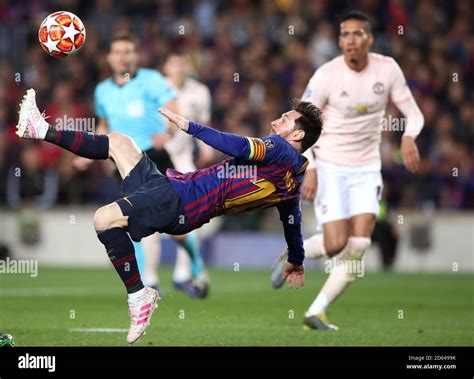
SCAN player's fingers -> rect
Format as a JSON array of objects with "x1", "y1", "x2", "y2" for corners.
[
  {"x1": 297, "y1": 272, "x2": 304, "y2": 288},
  {"x1": 407, "y1": 154, "x2": 418, "y2": 173},
  {"x1": 411, "y1": 152, "x2": 420, "y2": 172},
  {"x1": 403, "y1": 153, "x2": 415, "y2": 173},
  {"x1": 287, "y1": 273, "x2": 294, "y2": 289},
  {"x1": 158, "y1": 108, "x2": 174, "y2": 122}
]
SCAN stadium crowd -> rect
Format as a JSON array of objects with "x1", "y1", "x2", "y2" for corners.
[{"x1": 0, "y1": 0, "x2": 472, "y2": 212}]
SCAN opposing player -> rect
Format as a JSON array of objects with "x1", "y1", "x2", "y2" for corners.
[
  {"x1": 84, "y1": 34, "x2": 208, "y2": 297},
  {"x1": 271, "y1": 11, "x2": 424, "y2": 331},
  {"x1": 162, "y1": 50, "x2": 214, "y2": 294},
  {"x1": 16, "y1": 89, "x2": 323, "y2": 343}
]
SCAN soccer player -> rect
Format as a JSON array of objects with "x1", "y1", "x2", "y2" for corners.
[
  {"x1": 271, "y1": 11, "x2": 424, "y2": 331},
  {"x1": 79, "y1": 34, "x2": 208, "y2": 297},
  {"x1": 162, "y1": 50, "x2": 214, "y2": 293},
  {"x1": 16, "y1": 89, "x2": 323, "y2": 343}
]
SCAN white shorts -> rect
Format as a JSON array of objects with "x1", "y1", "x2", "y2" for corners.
[{"x1": 314, "y1": 159, "x2": 383, "y2": 225}]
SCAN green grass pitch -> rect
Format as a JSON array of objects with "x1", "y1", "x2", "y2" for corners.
[{"x1": 0, "y1": 267, "x2": 472, "y2": 346}]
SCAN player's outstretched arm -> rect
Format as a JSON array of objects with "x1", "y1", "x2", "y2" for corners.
[
  {"x1": 277, "y1": 199, "x2": 305, "y2": 289},
  {"x1": 159, "y1": 107, "x2": 259, "y2": 160}
]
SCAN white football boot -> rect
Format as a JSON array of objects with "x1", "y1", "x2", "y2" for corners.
[
  {"x1": 127, "y1": 287, "x2": 160, "y2": 344},
  {"x1": 16, "y1": 88, "x2": 49, "y2": 139}
]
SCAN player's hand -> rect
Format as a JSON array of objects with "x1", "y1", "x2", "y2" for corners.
[
  {"x1": 401, "y1": 136, "x2": 420, "y2": 173},
  {"x1": 301, "y1": 168, "x2": 317, "y2": 201},
  {"x1": 152, "y1": 133, "x2": 171, "y2": 149},
  {"x1": 72, "y1": 157, "x2": 93, "y2": 171},
  {"x1": 283, "y1": 263, "x2": 304, "y2": 289},
  {"x1": 158, "y1": 108, "x2": 189, "y2": 133}
]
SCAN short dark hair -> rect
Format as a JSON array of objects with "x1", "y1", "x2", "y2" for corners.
[
  {"x1": 292, "y1": 99, "x2": 323, "y2": 153},
  {"x1": 162, "y1": 48, "x2": 187, "y2": 65},
  {"x1": 109, "y1": 34, "x2": 138, "y2": 51},
  {"x1": 340, "y1": 10, "x2": 372, "y2": 34}
]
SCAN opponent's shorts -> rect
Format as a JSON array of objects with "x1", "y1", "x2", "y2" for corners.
[
  {"x1": 116, "y1": 153, "x2": 189, "y2": 241},
  {"x1": 314, "y1": 159, "x2": 383, "y2": 225}
]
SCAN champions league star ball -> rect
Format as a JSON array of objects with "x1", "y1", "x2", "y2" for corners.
[{"x1": 38, "y1": 11, "x2": 86, "y2": 58}]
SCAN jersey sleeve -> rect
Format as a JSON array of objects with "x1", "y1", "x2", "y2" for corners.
[
  {"x1": 277, "y1": 198, "x2": 304, "y2": 266},
  {"x1": 94, "y1": 86, "x2": 106, "y2": 118},
  {"x1": 389, "y1": 58, "x2": 425, "y2": 138},
  {"x1": 187, "y1": 122, "x2": 294, "y2": 165},
  {"x1": 147, "y1": 71, "x2": 176, "y2": 106},
  {"x1": 245, "y1": 135, "x2": 295, "y2": 166},
  {"x1": 389, "y1": 58, "x2": 413, "y2": 104}
]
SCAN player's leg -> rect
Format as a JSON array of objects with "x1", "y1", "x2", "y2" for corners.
[
  {"x1": 93, "y1": 202, "x2": 160, "y2": 344},
  {"x1": 107, "y1": 132, "x2": 143, "y2": 179},
  {"x1": 303, "y1": 220, "x2": 351, "y2": 330},
  {"x1": 141, "y1": 233, "x2": 162, "y2": 289},
  {"x1": 16, "y1": 89, "x2": 143, "y2": 179},
  {"x1": 17, "y1": 89, "x2": 110, "y2": 159},
  {"x1": 306, "y1": 214, "x2": 373, "y2": 318},
  {"x1": 304, "y1": 170, "x2": 381, "y2": 330},
  {"x1": 172, "y1": 232, "x2": 209, "y2": 298},
  {"x1": 146, "y1": 147, "x2": 209, "y2": 298}
]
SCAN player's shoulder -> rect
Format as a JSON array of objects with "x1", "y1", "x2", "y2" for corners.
[
  {"x1": 95, "y1": 77, "x2": 114, "y2": 95},
  {"x1": 317, "y1": 55, "x2": 345, "y2": 73},
  {"x1": 137, "y1": 67, "x2": 166, "y2": 81},
  {"x1": 369, "y1": 52, "x2": 398, "y2": 67},
  {"x1": 261, "y1": 135, "x2": 303, "y2": 161},
  {"x1": 185, "y1": 78, "x2": 210, "y2": 95}
]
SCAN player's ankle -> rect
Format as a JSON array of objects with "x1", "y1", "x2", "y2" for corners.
[{"x1": 127, "y1": 287, "x2": 146, "y2": 303}]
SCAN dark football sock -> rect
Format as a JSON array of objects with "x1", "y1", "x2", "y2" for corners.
[
  {"x1": 97, "y1": 227, "x2": 144, "y2": 294},
  {"x1": 44, "y1": 126, "x2": 109, "y2": 159}
]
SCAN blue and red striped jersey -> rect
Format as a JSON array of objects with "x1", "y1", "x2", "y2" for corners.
[{"x1": 166, "y1": 122, "x2": 309, "y2": 265}]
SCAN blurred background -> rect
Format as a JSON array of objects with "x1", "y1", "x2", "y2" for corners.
[{"x1": 0, "y1": 0, "x2": 473, "y2": 272}]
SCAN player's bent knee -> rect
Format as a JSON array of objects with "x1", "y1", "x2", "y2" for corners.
[
  {"x1": 108, "y1": 132, "x2": 130, "y2": 152},
  {"x1": 346, "y1": 236, "x2": 371, "y2": 260},
  {"x1": 325, "y1": 237, "x2": 349, "y2": 257},
  {"x1": 108, "y1": 132, "x2": 141, "y2": 162},
  {"x1": 94, "y1": 203, "x2": 127, "y2": 231}
]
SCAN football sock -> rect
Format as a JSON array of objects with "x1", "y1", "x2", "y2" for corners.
[
  {"x1": 306, "y1": 262, "x2": 348, "y2": 316},
  {"x1": 178, "y1": 232, "x2": 204, "y2": 278},
  {"x1": 97, "y1": 227, "x2": 144, "y2": 294},
  {"x1": 44, "y1": 126, "x2": 109, "y2": 159},
  {"x1": 306, "y1": 237, "x2": 370, "y2": 317},
  {"x1": 127, "y1": 287, "x2": 146, "y2": 304},
  {"x1": 303, "y1": 234, "x2": 327, "y2": 259},
  {"x1": 141, "y1": 234, "x2": 160, "y2": 288},
  {"x1": 173, "y1": 246, "x2": 192, "y2": 282}
]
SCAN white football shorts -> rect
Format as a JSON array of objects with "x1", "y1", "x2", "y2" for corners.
[{"x1": 314, "y1": 158, "x2": 383, "y2": 226}]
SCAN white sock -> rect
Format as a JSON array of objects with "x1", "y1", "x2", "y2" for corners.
[
  {"x1": 306, "y1": 236, "x2": 369, "y2": 317},
  {"x1": 142, "y1": 234, "x2": 160, "y2": 287},
  {"x1": 127, "y1": 287, "x2": 146, "y2": 304},
  {"x1": 305, "y1": 292, "x2": 329, "y2": 317},
  {"x1": 303, "y1": 234, "x2": 327, "y2": 260},
  {"x1": 37, "y1": 118, "x2": 49, "y2": 139},
  {"x1": 173, "y1": 246, "x2": 192, "y2": 282},
  {"x1": 306, "y1": 263, "x2": 350, "y2": 316}
]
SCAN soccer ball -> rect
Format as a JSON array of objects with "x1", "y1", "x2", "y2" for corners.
[{"x1": 38, "y1": 11, "x2": 86, "y2": 58}]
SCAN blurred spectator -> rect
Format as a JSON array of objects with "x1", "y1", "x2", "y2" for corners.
[
  {"x1": 6, "y1": 142, "x2": 58, "y2": 210},
  {"x1": 0, "y1": 0, "x2": 472, "y2": 211}
]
